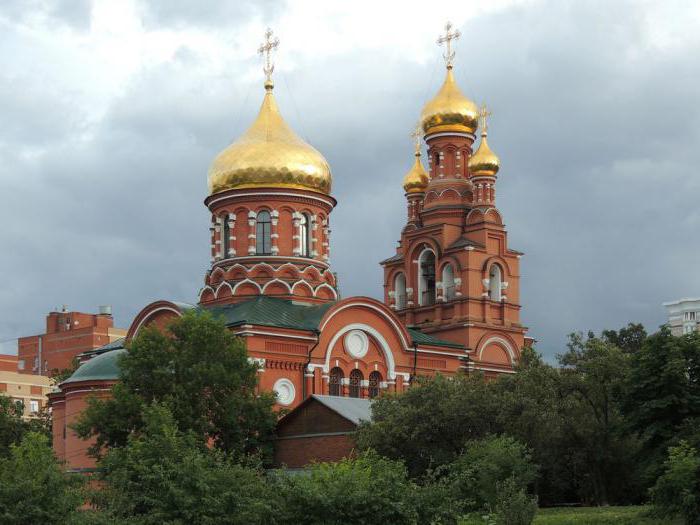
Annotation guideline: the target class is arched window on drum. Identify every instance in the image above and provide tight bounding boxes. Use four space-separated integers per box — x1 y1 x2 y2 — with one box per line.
368 371 382 399
489 264 502 301
329 367 344 396
349 369 363 398
256 211 272 255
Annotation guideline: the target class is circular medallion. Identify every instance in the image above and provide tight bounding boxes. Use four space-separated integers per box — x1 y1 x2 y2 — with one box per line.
273 378 296 406
344 330 369 359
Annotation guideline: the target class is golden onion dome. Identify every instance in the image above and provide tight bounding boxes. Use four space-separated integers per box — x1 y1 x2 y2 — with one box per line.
402 149 429 194
468 130 500 177
420 66 479 135
207 81 332 195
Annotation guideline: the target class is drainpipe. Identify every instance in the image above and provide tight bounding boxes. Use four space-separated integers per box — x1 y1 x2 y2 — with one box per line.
411 342 418 386
302 329 321 399
38 335 43 375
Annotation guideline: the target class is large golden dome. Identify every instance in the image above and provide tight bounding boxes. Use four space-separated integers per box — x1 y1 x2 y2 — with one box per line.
208 82 332 195
402 149 429 194
420 67 479 135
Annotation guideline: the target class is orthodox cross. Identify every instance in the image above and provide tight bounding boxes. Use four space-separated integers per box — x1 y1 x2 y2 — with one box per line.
411 123 422 154
258 28 280 84
479 105 491 134
437 22 461 68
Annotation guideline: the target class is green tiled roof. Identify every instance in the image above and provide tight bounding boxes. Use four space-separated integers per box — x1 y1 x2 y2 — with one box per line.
407 328 465 349
204 296 334 332
63 348 125 384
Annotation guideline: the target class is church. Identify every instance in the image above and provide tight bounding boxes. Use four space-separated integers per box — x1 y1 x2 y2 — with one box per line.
50 25 528 471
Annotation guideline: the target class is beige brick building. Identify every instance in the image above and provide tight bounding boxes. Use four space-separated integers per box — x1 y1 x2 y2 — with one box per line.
0 354 52 419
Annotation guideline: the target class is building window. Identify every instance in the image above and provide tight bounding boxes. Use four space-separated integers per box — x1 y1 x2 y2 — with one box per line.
299 213 311 257
349 369 363 398
394 273 406 309
29 400 39 414
489 264 502 301
256 211 272 255
368 371 382 399
222 214 230 257
329 367 344 396
685 312 697 321
442 264 455 301
17 359 24 371
419 250 436 306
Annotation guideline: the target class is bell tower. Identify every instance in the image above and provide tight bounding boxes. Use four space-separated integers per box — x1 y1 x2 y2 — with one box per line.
381 23 527 374
200 29 338 306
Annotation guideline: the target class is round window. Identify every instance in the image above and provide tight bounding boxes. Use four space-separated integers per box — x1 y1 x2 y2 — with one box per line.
344 329 369 359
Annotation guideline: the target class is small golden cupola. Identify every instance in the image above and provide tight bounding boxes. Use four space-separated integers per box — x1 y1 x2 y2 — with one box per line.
207 30 332 196
403 130 429 194
420 23 479 136
468 105 500 177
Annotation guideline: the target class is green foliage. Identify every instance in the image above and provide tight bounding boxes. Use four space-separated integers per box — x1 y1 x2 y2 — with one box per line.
273 450 419 524
650 441 700 525
0 432 83 525
447 435 537 512
491 477 538 525
623 328 700 483
601 323 647 354
95 403 274 525
74 310 277 461
0 395 27 456
355 373 501 477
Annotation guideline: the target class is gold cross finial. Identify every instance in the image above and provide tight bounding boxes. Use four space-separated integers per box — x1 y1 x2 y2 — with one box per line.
258 27 280 88
411 123 422 155
437 21 461 69
479 104 491 135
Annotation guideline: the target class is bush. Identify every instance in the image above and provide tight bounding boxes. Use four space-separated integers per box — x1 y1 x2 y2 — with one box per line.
491 477 538 525
273 450 418 524
448 435 537 512
650 441 700 525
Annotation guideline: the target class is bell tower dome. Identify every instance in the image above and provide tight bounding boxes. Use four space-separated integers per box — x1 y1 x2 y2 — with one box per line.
200 29 338 306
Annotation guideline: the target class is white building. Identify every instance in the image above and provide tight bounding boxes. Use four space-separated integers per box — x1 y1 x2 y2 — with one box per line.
663 297 700 336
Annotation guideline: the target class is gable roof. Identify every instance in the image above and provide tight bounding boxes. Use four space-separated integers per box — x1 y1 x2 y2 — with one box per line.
308 395 372 425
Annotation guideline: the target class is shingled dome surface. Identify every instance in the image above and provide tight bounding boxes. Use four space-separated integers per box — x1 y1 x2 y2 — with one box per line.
62 348 125 384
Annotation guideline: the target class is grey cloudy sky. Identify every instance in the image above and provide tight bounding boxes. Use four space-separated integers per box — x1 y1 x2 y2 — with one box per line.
1 0 699 359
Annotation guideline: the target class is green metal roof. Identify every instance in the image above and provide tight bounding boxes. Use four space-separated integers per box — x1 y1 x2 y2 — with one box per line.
63 347 125 384
204 296 334 332
407 328 465 349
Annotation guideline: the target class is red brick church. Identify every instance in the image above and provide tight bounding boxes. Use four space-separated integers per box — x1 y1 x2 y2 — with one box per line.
50 25 528 471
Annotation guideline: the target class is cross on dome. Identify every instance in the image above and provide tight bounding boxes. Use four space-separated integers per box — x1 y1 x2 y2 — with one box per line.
437 22 461 69
479 105 491 135
410 123 422 154
258 28 280 88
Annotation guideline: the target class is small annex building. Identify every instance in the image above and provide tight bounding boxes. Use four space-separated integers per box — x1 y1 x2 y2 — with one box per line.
50 27 529 471
274 395 372 468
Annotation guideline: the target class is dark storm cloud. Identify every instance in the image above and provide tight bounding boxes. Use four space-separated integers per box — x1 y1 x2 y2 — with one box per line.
0 0 698 359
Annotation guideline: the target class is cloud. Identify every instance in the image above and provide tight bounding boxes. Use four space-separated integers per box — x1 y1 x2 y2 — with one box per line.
0 0 698 360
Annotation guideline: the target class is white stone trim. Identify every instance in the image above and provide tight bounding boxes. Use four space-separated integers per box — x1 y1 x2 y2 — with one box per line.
323 323 397 379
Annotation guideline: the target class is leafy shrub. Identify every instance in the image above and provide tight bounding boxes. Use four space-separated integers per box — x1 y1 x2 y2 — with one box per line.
491 477 538 525
650 441 700 525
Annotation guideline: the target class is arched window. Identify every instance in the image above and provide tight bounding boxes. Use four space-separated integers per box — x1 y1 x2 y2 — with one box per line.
329 367 344 396
368 371 382 399
256 211 271 255
442 264 455 301
489 264 502 301
394 273 406 309
349 369 363 398
222 214 230 258
419 250 436 306
299 213 311 257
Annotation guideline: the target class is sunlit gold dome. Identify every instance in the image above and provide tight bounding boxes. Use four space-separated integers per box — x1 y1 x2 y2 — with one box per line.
402 148 429 194
207 82 332 195
468 128 500 177
420 67 479 135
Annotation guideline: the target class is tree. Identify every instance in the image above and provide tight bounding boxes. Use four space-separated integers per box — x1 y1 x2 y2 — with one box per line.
650 441 700 525
355 373 501 478
273 450 419 524
601 322 647 354
94 404 274 525
623 328 700 482
0 395 27 457
74 310 277 461
0 432 83 525
447 435 537 513
557 332 641 505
